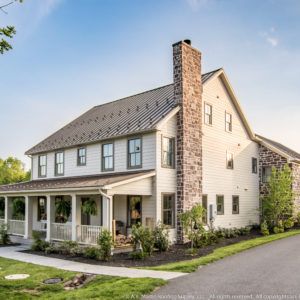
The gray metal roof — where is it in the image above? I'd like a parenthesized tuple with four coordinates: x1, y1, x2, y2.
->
(25, 69, 220, 155)
(0, 170, 154, 193)
(257, 134, 300, 161)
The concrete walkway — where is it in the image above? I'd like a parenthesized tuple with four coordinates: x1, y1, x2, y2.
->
(0, 245, 185, 280)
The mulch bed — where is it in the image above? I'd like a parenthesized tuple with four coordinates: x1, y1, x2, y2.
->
(21, 231, 261, 268)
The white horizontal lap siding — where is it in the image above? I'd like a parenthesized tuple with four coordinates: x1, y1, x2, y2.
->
(202, 77, 259, 228)
(31, 133, 156, 180)
(155, 115, 177, 242)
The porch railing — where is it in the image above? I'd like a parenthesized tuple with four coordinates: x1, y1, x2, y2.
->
(8, 219, 25, 236)
(77, 225, 102, 245)
(51, 223, 72, 241)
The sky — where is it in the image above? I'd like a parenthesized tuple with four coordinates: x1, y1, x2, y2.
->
(0, 0, 300, 169)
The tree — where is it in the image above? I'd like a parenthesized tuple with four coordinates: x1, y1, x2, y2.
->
(0, 0, 23, 54)
(262, 164, 294, 229)
(0, 157, 30, 185)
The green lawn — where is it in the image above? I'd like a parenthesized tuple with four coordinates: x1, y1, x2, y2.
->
(0, 257, 165, 300)
(145, 229, 300, 273)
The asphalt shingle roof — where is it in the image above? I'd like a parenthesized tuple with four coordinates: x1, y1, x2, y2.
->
(257, 134, 300, 161)
(25, 69, 220, 155)
(0, 170, 154, 193)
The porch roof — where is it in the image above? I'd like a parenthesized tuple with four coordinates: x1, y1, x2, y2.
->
(0, 170, 155, 194)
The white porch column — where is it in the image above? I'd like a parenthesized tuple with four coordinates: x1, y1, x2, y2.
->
(71, 194, 77, 241)
(24, 196, 33, 239)
(4, 196, 9, 224)
(102, 195, 111, 231)
(46, 195, 53, 242)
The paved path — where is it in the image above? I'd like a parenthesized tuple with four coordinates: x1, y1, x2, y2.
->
(148, 235, 300, 299)
(0, 246, 185, 280)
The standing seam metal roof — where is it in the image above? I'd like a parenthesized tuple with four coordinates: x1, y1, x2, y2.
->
(25, 69, 220, 155)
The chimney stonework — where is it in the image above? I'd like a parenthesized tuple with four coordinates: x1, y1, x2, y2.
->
(173, 40, 203, 243)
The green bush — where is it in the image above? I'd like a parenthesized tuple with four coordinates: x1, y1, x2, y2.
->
(238, 226, 251, 236)
(84, 246, 100, 260)
(132, 223, 155, 257)
(153, 223, 169, 252)
(284, 218, 294, 229)
(192, 230, 219, 248)
(31, 231, 49, 251)
(130, 250, 148, 260)
(45, 244, 58, 255)
(296, 212, 300, 225)
(0, 223, 10, 245)
(273, 220, 284, 234)
(57, 240, 79, 255)
(69, 245, 84, 256)
(260, 220, 270, 236)
(97, 229, 113, 261)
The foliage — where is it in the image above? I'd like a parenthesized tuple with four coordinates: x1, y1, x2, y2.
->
(55, 198, 71, 223)
(31, 231, 49, 251)
(260, 220, 270, 236)
(12, 197, 25, 219)
(284, 218, 294, 229)
(57, 240, 79, 255)
(179, 203, 206, 250)
(148, 230, 300, 273)
(0, 157, 30, 185)
(97, 229, 113, 261)
(273, 220, 284, 234)
(0, 223, 10, 245)
(153, 223, 169, 252)
(132, 223, 155, 257)
(296, 212, 300, 225)
(262, 165, 294, 230)
(84, 246, 101, 260)
(81, 199, 97, 216)
(0, 0, 23, 55)
(193, 230, 219, 248)
(0, 257, 165, 299)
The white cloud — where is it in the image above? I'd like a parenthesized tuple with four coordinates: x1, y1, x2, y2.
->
(259, 27, 279, 48)
(185, 0, 211, 11)
(36, 0, 63, 20)
(267, 37, 278, 47)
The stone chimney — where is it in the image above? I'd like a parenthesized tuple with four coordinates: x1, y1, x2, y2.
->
(173, 40, 203, 243)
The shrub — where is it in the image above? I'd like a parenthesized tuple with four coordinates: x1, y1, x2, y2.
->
(296, 212, 300, 225)
(132, 223, 155, 257)
(57, 240, 79, 255)
(130, 250, 147, 260)
(84, 246, 100, 259)
(153, 223, 169, 252)
(0, 223, 10, 245)
(260, 220, 270, 236)
(97, 229, 113, 261)
(273, 220, 284, 234)
(284, 218, 294, 229)
(31, 231, 49, 251)
(45, 244, 58, 255)
(69, 245, 84, 256)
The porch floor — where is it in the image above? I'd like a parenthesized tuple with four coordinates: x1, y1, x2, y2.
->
(0, 245, 186, 280)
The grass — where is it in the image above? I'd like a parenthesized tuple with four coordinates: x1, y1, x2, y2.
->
(145, 229, 300, 273)
(0, 257, 165, 300)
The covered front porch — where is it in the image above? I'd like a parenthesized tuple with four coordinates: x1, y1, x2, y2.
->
(0, 170, 156, 245)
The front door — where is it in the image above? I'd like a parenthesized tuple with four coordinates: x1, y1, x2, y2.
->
(127, 196, 142, 227)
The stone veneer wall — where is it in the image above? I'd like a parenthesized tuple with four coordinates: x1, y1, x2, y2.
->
(259, 144, 300, 214)
(259, 144, 288, 197)
(173, 40, 203, 243)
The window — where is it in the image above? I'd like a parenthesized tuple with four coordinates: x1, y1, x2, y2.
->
(162, 137, 175, 168)
(77, 147, 86, 166)
(55, 152, 64, 176)
(204, 103, 212, 125)
(127, 196, 142, 226)
(232, 196, 239, 214)
(216, 195, 224, 215)
(225, 112, 232, 132)
(226, 152, 234, 169)
(262, 166, 272, 183)
(38, 155, 47, 178)
(202, 195, 208, 224)
(162, 194, 175, 227)
(37, 197, 47, 221)
(128, 138, 142, 168)
(102, 143, 114, 171)
(252, 157, 258, 174)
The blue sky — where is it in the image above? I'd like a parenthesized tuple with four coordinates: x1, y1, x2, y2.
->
(1, 0, 300, 169)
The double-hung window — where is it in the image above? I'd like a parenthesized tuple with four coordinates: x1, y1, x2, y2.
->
(128, 138, 142, 168)
(77, 147, 86, 166)
(226, 152, 234, 169)
(262, 166, 272, 183)
(225, 112, 232, 132)
(204, 103, 212, 125)
(162, 194, 175, 228)
(38, 155, 47, 178)
(55, 152, 64, 176)
(252, 157, 258, 174)
(162, 137, 175, 168)
(102, 143, 114, 171)
(232, 196, 239, 214)
(216, 195, 224, 215)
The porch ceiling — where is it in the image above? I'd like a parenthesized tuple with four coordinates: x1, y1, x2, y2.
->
(0, 170, 155, 194)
